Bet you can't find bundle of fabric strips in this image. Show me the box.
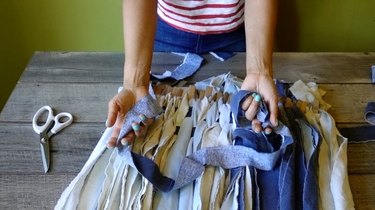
[55,73,355,210]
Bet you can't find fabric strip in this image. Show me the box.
[130,143,291,192]
[365,102,375,125]
[151,53,204,80]
[230,90,270,128]
[337,102,375,142]
[338,125,375,142]
[209,51,236,61]
[117,94,164,146]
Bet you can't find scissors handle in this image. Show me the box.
[32,106,55,134]
[51,112,73,134]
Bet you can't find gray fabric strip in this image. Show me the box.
[151,53,204,80]
[171,143,292,190]
[365,102,375,125]
[116,139,292,192]
[117,95,163,146]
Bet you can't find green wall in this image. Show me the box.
[276,0,375,51]
[0,0,123,111]
[1,0,374,111]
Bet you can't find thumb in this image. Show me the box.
[107,96,120,127]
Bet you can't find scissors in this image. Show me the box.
[32,105,73,173]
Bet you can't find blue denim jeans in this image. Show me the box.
[154,17,246,53]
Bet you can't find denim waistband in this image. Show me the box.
[154,16,246,54]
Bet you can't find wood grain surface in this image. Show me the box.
[1,52,374,209]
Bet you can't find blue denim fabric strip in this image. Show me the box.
[278,141,295,210]
[365,102,375,125]
[230,89,321,210]
[230,90,298,210]
[130,152,175,192]
[243,123,293,210]
[151,53,204,80]
[230,90,270,128]
[286,106,320,210]
[277,108,296,210]
[237,168,246,210]
[232,131,285,210]
[372,65,375,83]
[276,80,291,98]
[117,95,163,147]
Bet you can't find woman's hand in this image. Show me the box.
[240,72,278,133]
[106,86,151,148]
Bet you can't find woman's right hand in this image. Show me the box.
[106,86,150,148]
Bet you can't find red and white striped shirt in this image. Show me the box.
[157,0,245,35]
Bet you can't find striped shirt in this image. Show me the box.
[157,0,245,35]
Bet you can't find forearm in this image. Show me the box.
[122,0,157,90]
[244,0,278,77]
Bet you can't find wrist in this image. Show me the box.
[246,56,273,77]
[246,68,273,78]
[122,86,149,102]
[123,64,150,91]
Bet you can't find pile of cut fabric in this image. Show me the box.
[55,73,354,210]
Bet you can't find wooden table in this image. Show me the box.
[1,52,374,209]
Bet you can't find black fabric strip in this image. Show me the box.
[186,107,193,117]
[174,126,180,135]
[190,127,196,138]
[339,125,375,142]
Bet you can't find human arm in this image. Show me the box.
[106,0,158,147]
[241,0,279,130]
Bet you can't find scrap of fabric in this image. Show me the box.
[55,73,355,210]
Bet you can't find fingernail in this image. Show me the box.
[139,114,147,121]
[265,129,272,135]
[106,139,116,148]
[121,138,129,146]
[251,93,257,98]
[105,119,109,127]
[254,94,261,102]
[132,122,140,131]
[254,128,261,133]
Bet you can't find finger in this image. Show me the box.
[106,97,120,128]
[121,131,135,145]
[107,128,120,148]
[106,137,117,148]
[241,93,256,111]
[264,127,273,135]
[132,122,142,137]
[107,113,125,148]
[139,114,154,127]
[268,98,279,127]
[107,127,121,148]
[135,124,149,138]
[252,119,262,133]
[245,94,261,121]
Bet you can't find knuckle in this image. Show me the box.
[245,111,254,120]
[108,97,116,107]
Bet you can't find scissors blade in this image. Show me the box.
[40,137,50,173]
